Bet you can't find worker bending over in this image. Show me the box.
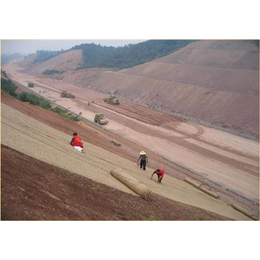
[151,169,165,183]
[137,151,148,170]
[70,132,84,153]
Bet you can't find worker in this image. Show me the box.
[70,132,84,153]
[151,169,165,183]
[137,151,148,170]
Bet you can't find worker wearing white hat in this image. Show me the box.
[137,151,148,170]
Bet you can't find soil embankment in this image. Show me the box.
[2,69,259,205]
[1,99,253,220]
[2,145,229,220]
[2,41,259,219]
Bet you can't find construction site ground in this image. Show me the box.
[1,62,259,220]
[1,92,258,220]
[1,145,228,220]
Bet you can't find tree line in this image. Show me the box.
[72,40,196,69]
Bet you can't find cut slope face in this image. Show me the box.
[156,40,259,70]
[1,103,252,220]
[2,91,258,217]
[2,90,258,206]
[18,53,38,67]
[59,40,258,137]
[22,50,83,74]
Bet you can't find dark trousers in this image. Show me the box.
[158,175,163,183]
[140,160,146,170]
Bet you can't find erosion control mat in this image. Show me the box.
[1,103,252,220]
[2,91,259,217]
[110,168,151,199]
[1,145,229,220]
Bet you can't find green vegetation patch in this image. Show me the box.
[43,69,65,75]
[1,77,18,97]
[1,77,80,122]
[51,106,81,122]
[17,92,52,109]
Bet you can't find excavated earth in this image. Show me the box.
[2,65,259,211]
[1,93,258,220]
[25,40,258,137]
[1,41,259,220]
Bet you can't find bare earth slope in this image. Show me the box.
[1,145,228,220]
[58,40,259,137]
[21,50,83,74]
[1,101,252,220]
[2,92,258,218]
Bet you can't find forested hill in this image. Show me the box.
[71,40,196,69]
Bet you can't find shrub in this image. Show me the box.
[17,92,52,109]
[43,69,64,75]
[1,78,17,97]
[51,106,81,122]
[2,77,80,122]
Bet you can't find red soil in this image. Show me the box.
[1,145,228,220]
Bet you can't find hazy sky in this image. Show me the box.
[1,40,145,55]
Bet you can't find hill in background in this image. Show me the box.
[14,40,260,137]
[61,40,259,137]
[71,40,196,69]
[19,40,196,70]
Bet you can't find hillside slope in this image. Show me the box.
[71,40,196,69]
[2,145,229,220]
[21,50,83,74]
[59,40,259,137]
[1,102,251,220]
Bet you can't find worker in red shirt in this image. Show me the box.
[151,169,165,183]
[70,132,84,152]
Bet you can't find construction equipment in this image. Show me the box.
[104,95,120,105]
[60,91,75,98]
[28,83,34,88]
[94,113,109,125]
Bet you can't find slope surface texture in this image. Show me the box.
[1,103,252,220]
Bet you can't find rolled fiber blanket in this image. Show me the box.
[110,168,151,199]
